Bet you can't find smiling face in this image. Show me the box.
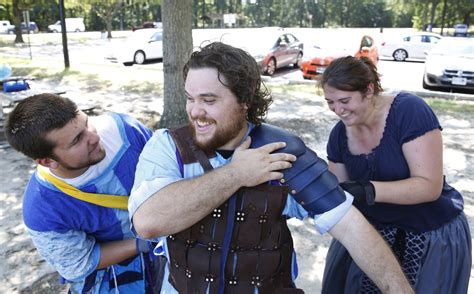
[185,67,248,152]
[323,84,374,126]
[43,111,106,178]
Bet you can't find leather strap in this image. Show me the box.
[37,166,128,210]
[170,126,214,172]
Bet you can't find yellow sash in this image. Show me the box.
[37,166,128,210]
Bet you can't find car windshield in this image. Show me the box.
[430,40,474,56]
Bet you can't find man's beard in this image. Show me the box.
[189,107,246,153]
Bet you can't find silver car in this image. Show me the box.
[423,37,474,93]
[380,32,442,61]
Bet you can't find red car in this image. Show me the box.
[301,35,379,80]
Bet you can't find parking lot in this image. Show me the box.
[1,28,472,99]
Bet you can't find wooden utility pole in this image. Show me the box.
[59,0,70,68]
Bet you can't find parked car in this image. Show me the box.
[422,37,474,93]
[7,21,39,34]
[453,24,469,37]
[48,18,85,33]
[226,28,303,76]
[301,35,379,80]
[0,20,13,34]
[114,28,163,66]
[380,32,442,61]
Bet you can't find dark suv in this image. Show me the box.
[7,22,39,34]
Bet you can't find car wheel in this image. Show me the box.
[134,51,146,64]
[294,52,303,68]
[265,58,276,76]
[123,62,134,67]
[393,49,408,61]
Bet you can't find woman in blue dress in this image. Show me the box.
[319,56,471,293]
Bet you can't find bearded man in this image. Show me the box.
[129,42,413,294]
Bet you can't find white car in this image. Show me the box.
[380,32,442,61]
[0,20,14,34]
[423,37,474,93]
[48,18,85,33]
[117,28,163,66]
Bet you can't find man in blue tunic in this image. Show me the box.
[129,42,413,293]
[5,93,155,293]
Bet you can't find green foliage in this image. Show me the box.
[80,0,158,32]
[0,0,470,31]
[348,0,393,27]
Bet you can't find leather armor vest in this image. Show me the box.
[167,126,303,294]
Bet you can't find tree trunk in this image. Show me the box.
[106,21,113,39]
[429,0,439,30]
[12,0,24,44]
[421,3,428,30]
[322,0,327,28]
[158,0,193,129]
[463,10,473,25]
[106,13,113,39]
[299,0,304,27]
[440,0,448,35]
[193,0,199,28]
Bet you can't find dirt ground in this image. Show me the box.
[1,74,473,293]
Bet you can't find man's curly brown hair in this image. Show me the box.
[183,42,272,125]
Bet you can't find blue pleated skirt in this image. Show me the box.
[321,212,472,294]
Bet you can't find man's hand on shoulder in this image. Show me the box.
[229,136,296,187]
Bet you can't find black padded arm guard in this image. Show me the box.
[249,124,346,217]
